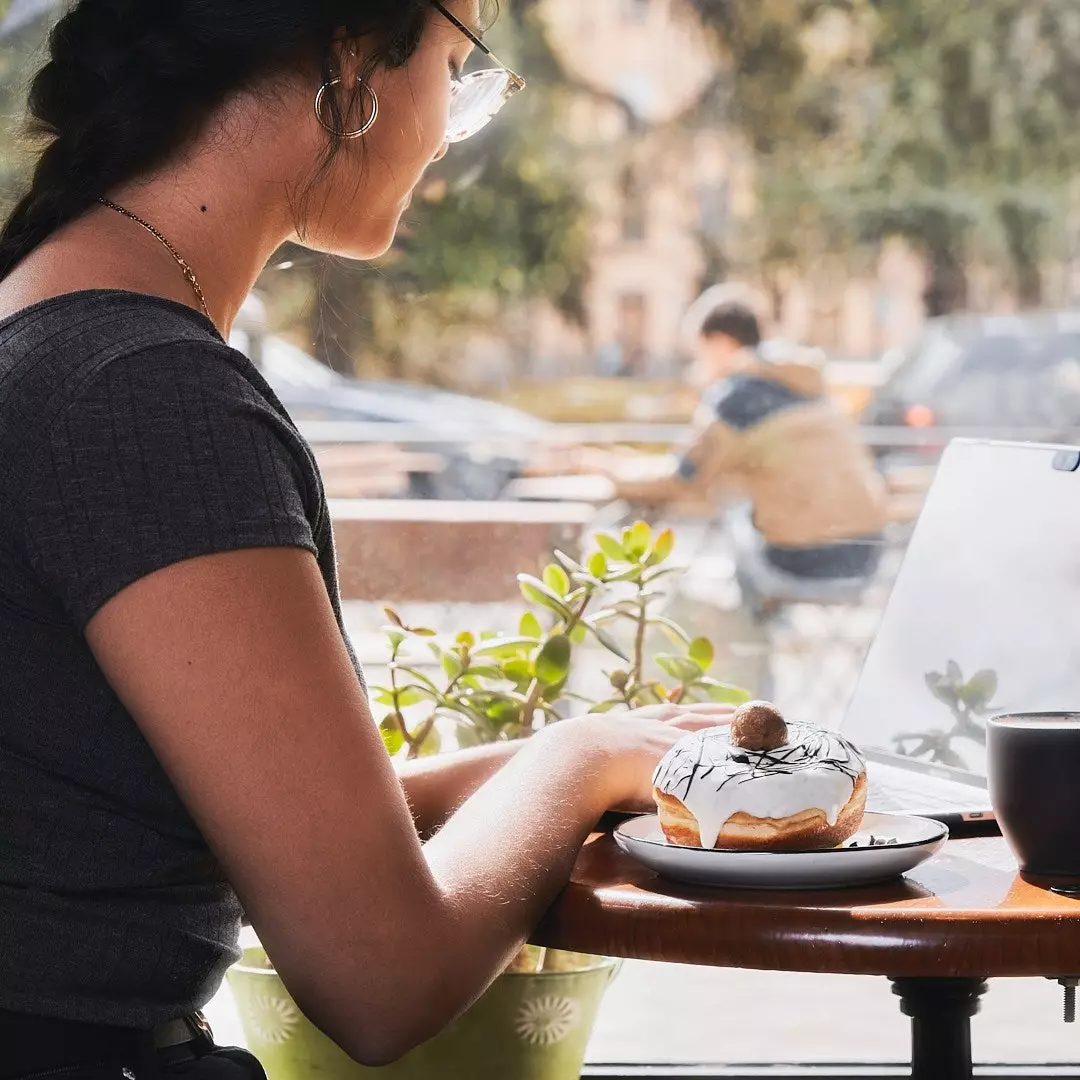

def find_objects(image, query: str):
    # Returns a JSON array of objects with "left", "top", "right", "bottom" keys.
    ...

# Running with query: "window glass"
[{"left": 3, "top": 0, "right": 1079, "bottom": 1072}]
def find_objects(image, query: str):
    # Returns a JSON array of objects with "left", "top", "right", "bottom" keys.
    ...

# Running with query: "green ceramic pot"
[{"left": 226, "top": 947, "right": 621, "bottom": 1080}]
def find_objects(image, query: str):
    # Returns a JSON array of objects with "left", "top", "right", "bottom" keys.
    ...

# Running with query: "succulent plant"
[{"left": 373, "top": 521, "right": 750, "bottom": 759}]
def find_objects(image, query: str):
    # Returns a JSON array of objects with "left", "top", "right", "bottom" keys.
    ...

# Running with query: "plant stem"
[
  {"left": 388, "top": 647, "right": 417, "bottom": 756},
  {"left": 632, "top": 590, "right": 648, "bottom": 689},
  {"left": 521, "top": 679, "right": 545, "bottom": 732},
  {"left": 523, "top": 593, "right": 595, "bottom": 731}
]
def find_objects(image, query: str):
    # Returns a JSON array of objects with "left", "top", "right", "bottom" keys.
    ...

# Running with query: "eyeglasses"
[{"left": 430, "top": 1, "right": 526, "bottom": 143}]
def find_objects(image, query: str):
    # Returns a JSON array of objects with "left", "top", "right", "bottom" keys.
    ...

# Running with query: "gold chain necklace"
[{"left": 98, "top": 198, "right": 212, "bottom": 322}]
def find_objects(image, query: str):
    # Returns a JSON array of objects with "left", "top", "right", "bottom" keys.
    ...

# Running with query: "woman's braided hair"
[{"left": 0, "top": 0, "right": 430, "bottom": 279}]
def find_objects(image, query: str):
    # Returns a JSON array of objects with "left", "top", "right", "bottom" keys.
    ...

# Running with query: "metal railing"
[{"left": 297, "top": 420, "right": 1080, "bottom": 451}]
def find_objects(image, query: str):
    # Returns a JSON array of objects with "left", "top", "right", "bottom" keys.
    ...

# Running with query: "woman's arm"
[
  {"left": 397, "top": 744, "right": 522, "bottom": 840},
  {"left": 87, "top": 547, "right": 711, "bottom": 1066}
]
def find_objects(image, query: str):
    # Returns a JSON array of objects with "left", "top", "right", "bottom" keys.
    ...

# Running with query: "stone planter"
[{"left": 227, "top": 946, "right": 620, "bottom": 1080}]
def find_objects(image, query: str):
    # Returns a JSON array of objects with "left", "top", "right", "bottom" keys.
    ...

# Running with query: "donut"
[{"left": 652, "top": 701, "right": 867, "bottom": 851}]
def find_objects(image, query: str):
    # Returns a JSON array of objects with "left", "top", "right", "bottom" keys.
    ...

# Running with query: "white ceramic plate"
[{"left": 613, "top": 812, "right": 948, "bottom": 890}]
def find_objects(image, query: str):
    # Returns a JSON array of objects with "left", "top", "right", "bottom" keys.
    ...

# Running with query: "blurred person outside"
[{"left": 595, "top": 292, "right": 889, "bottom": 611}]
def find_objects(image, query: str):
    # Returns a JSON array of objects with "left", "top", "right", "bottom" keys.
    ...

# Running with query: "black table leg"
[{"left": 890, "top": 978, "right": 989, "bottom": 1080}]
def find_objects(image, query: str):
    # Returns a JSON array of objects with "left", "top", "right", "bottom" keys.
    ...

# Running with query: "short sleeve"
[{"left": 23, "top": 344, "right": 319, "bottom": 629}]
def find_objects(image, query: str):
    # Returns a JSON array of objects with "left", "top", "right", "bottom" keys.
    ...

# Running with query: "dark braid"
[{"left": 0, "top": 0, "right": 432, "bottom": 280}]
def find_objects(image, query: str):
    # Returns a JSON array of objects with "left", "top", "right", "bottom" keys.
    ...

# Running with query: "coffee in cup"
[{"left": 987, "top": 712, "right": 1080, "bottom": 889}]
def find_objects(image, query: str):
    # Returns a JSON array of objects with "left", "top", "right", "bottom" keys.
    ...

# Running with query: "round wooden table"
[{"left": 533, "top": 828, "right": 1080, "bottom": 1080}]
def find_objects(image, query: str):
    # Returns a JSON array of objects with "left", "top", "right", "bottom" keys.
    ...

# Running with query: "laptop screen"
[{"left": 843, "top": 439, "right": 1080, "bottom": 781}]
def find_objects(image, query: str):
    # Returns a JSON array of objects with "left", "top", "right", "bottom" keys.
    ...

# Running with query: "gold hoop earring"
[{"left": 314, "top": 77, "right": 379, "bottom": 139}]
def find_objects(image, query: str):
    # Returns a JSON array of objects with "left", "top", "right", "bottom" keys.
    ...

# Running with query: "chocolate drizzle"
[{"left": 653, "top": 721, "right": 865, "bottom": 803}]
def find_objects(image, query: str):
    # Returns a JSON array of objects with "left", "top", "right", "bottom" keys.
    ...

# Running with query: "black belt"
[{"left": 0, "top": 1009, "right": 214, "bottom": 1079}]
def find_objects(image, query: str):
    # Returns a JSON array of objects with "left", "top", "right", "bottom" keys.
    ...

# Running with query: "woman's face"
[{"left": 300, "top": 0, "right": 480, "bottom": 258}]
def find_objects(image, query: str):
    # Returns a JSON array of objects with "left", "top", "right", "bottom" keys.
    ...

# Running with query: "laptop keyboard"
[{"left": 866, "top": 764, "right": 989, "bottom": 814}]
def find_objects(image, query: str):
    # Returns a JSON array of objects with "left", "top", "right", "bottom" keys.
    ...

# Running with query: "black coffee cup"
[{"left": 987, "top": 712, "right": 1080, "bottom": 889}]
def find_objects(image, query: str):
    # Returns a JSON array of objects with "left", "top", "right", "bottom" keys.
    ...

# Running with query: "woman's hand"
[{"left": 553, "top": 703, "right": 736, "bottom": 813}]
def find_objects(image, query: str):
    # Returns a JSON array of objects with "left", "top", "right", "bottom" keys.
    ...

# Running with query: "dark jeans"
[
  {"left": 0, "top": 1010, "right": 266, "bottom": 1080},
  {"left": 763, "top": 537, "right": 883, "bottom": 579}
]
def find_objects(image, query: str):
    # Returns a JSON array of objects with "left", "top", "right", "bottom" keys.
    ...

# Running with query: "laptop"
[{"left": 836, "top": 438, "right": 1080, "bottom": 834}]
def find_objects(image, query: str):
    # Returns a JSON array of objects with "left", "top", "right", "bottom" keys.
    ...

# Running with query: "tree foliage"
[{"left": 688, "top": 0, "right": 1080, "bottom": 312}]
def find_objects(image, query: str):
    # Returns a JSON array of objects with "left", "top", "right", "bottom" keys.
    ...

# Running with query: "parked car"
[
  {"left": 230, "top": 298, "right": 548, "bottom": 501},
  {"left": 864, "top": 311, "right": 1080, "bottom": 435}
]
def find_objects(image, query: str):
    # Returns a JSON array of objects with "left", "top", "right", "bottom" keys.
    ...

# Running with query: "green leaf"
[
  {"left": 409, "top": 627, "right": 438, "bottom": 638},
  {"left": 569, "top": 571, "right": 604, "bottom": 588},
  {"left": 384, "top": 629, "right": 406, "bottom": 651},
  {"left": 519, "top": 612, "right": 543, "bottom": 639},
  {"left": 379, "top": 718, "right": 405, "bottom": 756},
  {"left": 395, "top": 666, "right": 440, "bottom": 692},
  {"left": 543, "top": 563, "right": 572, "bottom": 597},
  {"left": 395, "top": 686, "right": 433, "bottom": 708},
  {"left": 535, "top": 634, "right": 572, "bottom": 686},
  {"left": 588, "top": 551, "right": 608, "bottom": 578},
  {"left": 946, "top": 660, "right": 963, "bottom": 684},
  {"left": 626, "top": 520, "right": 652, "bottom": 559},
  {"left": 603, "top": 565, "right": 646, "bottom": 584},
  {"left": 655, "top": 655, "right": 704, "bottom": 684},
  {"left": 502, "top": 658, "right": 535, "bottom": 684},
  {"left": 474, "top": 636, "right": 541, "bottom": 659},
  {"left": 539, "top": 677, "right": 568, "bottom": 703},
  {"left": 415, "top": 725, "right": 442, "bottom": 757},
  {"left": 486, "top": 699, "right": 523, "bottom": 725},
  {"left": 456, "top": 631, "right": 476, "bottom": 649},
  {"left": 595, "top": 532, "right": 626, "bottom": 563},
  {"left": 584, "top": 619, "right": 631, "bottom": 661},
  {"left": 960, "top": 670, "right": 998, "bottom": 711},
  {"left": 632, "top": 684, "right": 665, "bottom": 707},
  {"left": 465, "top": 665, "right": 505, "bottom": 681},
  {"left": 688, "top": 637, "right": 715, "bottom": 671},
  {"left": 569, "top": 624, "right": 588, "bottom": 645},
  {"left": 589, "top": 699, "right": 623, "bottom": 714},
  {"left": 649, "top": 616, "right": 693, "bottom": 646},
  {"left": 552, "top": 550, "right": 583, "bottom": 574},
  {"left": 648, "top": 528, "right": 676, "bottom": 565},
  {"left": 455, "top": 725, "right": 486, "bottom": 749},
  {"left": 641, "top": 565, "right": 686, "bottom": 584},
  {"left": 699, "top": 678, "right": 752, "bottom": 705},
  {"left": 518, "top": 574, "right": 573, "bottom": 616},
  {"left": 441, "top": 651, "right": 464, "bottom": 680}
]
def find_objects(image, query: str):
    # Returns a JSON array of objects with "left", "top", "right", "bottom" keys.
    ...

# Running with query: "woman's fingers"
[
  {"left": 631, "top": 702, "right": 737, "bottom": 722},
  {"left": 667, "top": 713, "right": 733, "bottom": 732}
]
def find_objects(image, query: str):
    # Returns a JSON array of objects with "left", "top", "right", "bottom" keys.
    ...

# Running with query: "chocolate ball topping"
[{"left": 730, "top": 700, "right": 789, "bottom": 752}]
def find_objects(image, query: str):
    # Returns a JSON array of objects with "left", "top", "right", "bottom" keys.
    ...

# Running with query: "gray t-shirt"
[{"left": 0, "top": 290, "right": 364, "bottom": 1028}]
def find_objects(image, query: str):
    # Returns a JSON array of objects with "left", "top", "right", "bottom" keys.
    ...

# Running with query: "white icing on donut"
[{"left": 652, "top": 721, "right": 866, "bottom": 849}]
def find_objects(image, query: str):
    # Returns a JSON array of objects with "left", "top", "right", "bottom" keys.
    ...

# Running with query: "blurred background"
[{"left": 4, "top": 0, "right": 1080, "bottom": 1071}]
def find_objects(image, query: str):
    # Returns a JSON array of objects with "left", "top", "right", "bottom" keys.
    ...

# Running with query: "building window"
[
  {"left": 621, "top": 167, "right": 648, "bottom": 242},
  {"left": 697, "top": 179, "right": 732, "bottom": 243},
  {"left": 617, "top": 292, "right": 649, "bottom": 374}
]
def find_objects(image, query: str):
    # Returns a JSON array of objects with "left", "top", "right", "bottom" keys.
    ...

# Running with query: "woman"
[{"left": 0, "top": 2, "right": 730, "bottom": 1077}]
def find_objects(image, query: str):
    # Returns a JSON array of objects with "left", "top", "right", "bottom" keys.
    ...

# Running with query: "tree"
[
  {"left": 688, "top": 0, "right": 1080, "bottom": 314},
  {"left": 850, "top": 0, "right": 1080, "bottom": 312}
]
